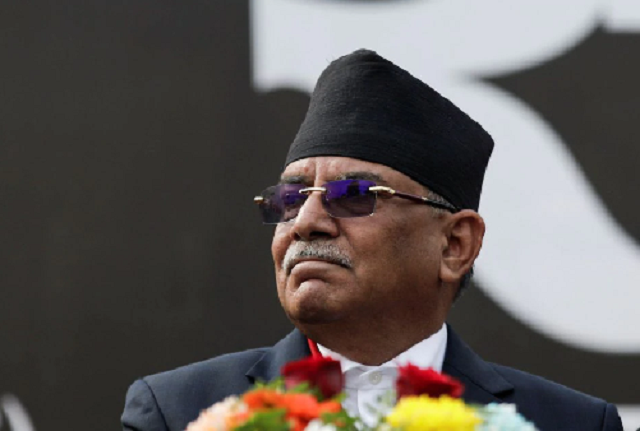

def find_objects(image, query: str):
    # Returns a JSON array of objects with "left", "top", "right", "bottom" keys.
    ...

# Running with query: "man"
[{"left": 122, "top": 49, "right": 623, "bottom": 430}]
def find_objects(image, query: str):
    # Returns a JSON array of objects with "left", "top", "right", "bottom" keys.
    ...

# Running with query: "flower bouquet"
[{"left": 185, "top": 357, "right": 538, "bottom": 431}]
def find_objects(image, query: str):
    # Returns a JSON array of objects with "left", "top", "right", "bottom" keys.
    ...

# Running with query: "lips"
[{"left": 286, "top": 257, "right": 349, "bottom": 275}]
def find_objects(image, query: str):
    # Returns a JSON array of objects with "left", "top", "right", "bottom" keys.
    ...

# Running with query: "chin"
[
  {"left": 284, "top": 300, "right": 342, "bottom": 326},
  {"left": 279, "top": 277, "right": 350, "bottom": 324},
  {"left": 290, "top": 315, "right": 335, "bottom": 328}
]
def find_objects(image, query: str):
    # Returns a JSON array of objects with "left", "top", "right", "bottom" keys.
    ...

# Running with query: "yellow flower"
[{"left": 385, "top": 396, "right": 480, "bottom": 431}]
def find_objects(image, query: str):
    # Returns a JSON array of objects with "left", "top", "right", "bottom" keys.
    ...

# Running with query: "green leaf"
[
  {"left": 253, "top": 378, "right": 286, "bottom": 391},
  {"left": 233, "top": 410, "right": 290, "bottom": 431},
  {"left": 320, "top": 410, "right": 360, "bottom": 430}
]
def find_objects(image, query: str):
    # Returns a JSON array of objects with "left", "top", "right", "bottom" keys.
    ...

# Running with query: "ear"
[{"left": 439, "top": 210, "right": 485, "bottom": 285}]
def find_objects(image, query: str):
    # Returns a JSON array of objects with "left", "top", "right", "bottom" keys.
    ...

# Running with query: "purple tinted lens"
[
  {"left": 324, "top": 180, "right": 376, "bottom": 218},
  {"left": 258, "top": 184, "right": 307, "bottom": 224}
]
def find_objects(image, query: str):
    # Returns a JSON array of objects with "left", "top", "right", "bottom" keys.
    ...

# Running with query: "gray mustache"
[{"left": 283, "top": 242, "right": 353, "bottom": 274}]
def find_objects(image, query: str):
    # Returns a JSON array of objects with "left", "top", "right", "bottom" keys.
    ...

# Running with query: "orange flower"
[
  {"left": 281, "top": 393, "right": 321, "bottom": 419},
  {"left": 240, "top": 387, "right": 342, "bottom": 431},
  {"left": 242, "top": 389, "right": 284, "bottom": 410},
  {"left": 318, "top": 400, "right": 341, "bottom": 414}
]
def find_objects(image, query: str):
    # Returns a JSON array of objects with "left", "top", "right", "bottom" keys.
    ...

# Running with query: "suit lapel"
[
  {"left": 245, "top": 329, "right": 311, "bottom": 383},
  {"left": 443, "top": 326, "right": 514, "bottom": 404}
]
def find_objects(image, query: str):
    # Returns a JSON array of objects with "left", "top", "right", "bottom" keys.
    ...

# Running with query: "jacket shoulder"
[
  {"left": 124, "top": 347, "right": 268, "bottom": 431},
  {"left": 492, "top": 362, "right": 602, "bottom": 402},
  {"left": 490, "top": 363, "right": 622, "bottom": 430},
  {"left": 144, "top": 347, "right": 268, "bottom": 399}
]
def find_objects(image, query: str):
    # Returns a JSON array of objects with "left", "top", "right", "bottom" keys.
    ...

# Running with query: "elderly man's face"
[{"left": 271, "top": 156, "right": 451, "bottom": 330}]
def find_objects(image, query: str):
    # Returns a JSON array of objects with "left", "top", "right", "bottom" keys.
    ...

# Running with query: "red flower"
[
  {"left": 281, "top": 357, "right": 344, "bottom": 399},
  {"left": 396, "top": 364, "right": 464, "bottom": 399}
]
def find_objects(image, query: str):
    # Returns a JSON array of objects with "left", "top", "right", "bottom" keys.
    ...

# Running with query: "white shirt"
[{"left": 317, "top": 324, "right": 448, "bottom": 428}]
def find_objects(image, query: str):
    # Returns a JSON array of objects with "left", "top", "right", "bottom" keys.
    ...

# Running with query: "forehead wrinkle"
[
  {"left": 334, "top": 171, "right": 388, "bottom": 185},
  {"left": 279, "top": 171, "right": 389, "bottom": 186},
  {"left": 278, "top": 175, "right": 310, "bottom": 185}
]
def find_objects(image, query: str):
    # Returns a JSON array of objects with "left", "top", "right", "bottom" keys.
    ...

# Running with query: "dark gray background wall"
[{"left": 1, "top": 1, "right": 638, "bottom": 430}]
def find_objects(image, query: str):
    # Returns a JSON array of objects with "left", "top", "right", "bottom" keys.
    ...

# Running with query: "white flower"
[
  {"left": 304, "top": 419, "right": 338, "bottom": 431},
  {"left": 477, "top": 403, "right": 539, "bottom": 431},
  {"left": 185, "top": 396, "right": 248, "bottom": 431}
]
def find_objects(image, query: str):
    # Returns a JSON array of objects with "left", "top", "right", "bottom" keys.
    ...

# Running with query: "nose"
[{"left": 289, "top": 189, "right": 339, "bottom": 241}]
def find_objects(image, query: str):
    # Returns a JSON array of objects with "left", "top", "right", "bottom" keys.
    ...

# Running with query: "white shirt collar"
[{"left": 316, "top": 324, "right": 448, "bottom": 372}]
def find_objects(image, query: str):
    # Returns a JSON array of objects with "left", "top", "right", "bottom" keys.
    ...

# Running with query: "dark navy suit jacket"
[{"left": 121, "top": 328, "right": 623, "bottom": 431}]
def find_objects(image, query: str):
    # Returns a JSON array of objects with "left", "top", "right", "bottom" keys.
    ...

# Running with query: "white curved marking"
[
  {"left": 603, "top": 0, "right": 640, "bottom": 31},
  {"left": 251, "top": 0, "right": 600, "bottom": 91},
  {"left": 250, "top": 0, "right": 640, "bottom": 352},
  {"left": 445, "top": 82, "right": 640, "bottom": 352},
  {"left": 0, "top": 394, "right": 35, "bottom": 431},
  {"left": 618, "top": 405, "right": 640, "bottom": 431}
]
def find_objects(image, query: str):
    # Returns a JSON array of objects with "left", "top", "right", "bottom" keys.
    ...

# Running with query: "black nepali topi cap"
[{"left": 285, "top": 49, "right": 494, "bottom": 211}]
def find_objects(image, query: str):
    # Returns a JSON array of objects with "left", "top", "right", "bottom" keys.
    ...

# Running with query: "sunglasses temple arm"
[{"left": 388, "top": 190, "right": 458, "bottom": 213}]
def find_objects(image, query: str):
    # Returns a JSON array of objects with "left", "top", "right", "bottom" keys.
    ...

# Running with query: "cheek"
[
  {"left": 376, "top": 213, "right": 418, "bottom": 254},
  {"left": 271, "top": 226, "right": 290, "bottom": 268},
  {"left": 354, "top": 216, "right": 436, "bottom": 282},
  {"left": 272, "top": 226, "right": 297, "bottom": 298},
  {"left": 346, "top": 221, "right": 408, "bottom": 278}
]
